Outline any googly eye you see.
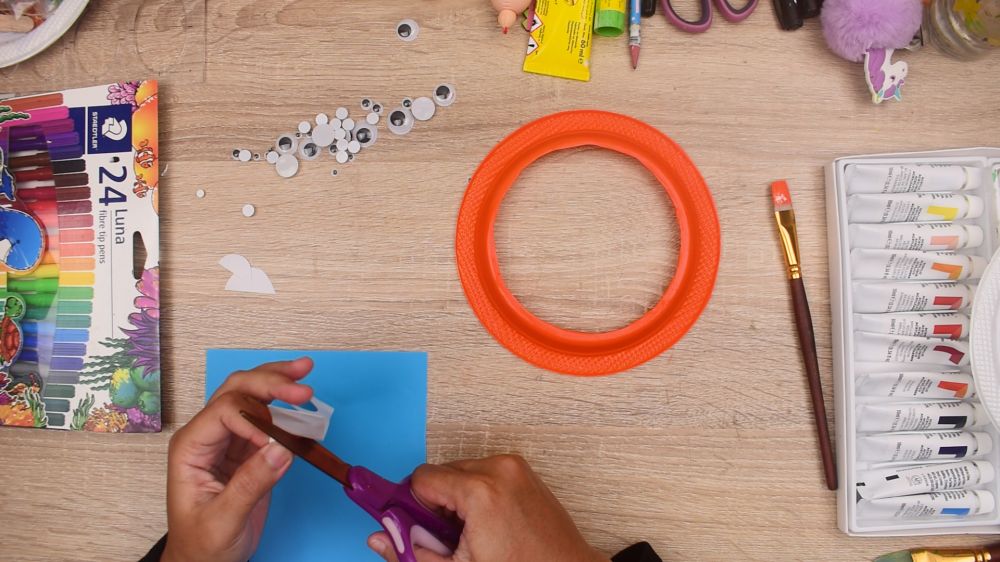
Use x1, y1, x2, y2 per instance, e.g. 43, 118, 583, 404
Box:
316, 113, 329, 125
348, 152, 355, 162
335, 139, 349, 153
411, 97, 436, 121
347, 140, 362, 154
335, 107, 349, 120
295, 132, 303, 138
299, 141, 320, 160
361, 98, 372, 110
372, 103, 384, 114
342, 118, 356, 132
387, 107, 414, 135
335, 151, 349, 164
311, 123, 337, 147
402, 97, 413, 109
242, 204, 256, 218
238, 149, 253, 162
331, 169, 339, 177
433, 84, 456, 107
252, 152, 261, 161
298, 121, 312, 134
396, 19, 419, 41
276, 134, 298, 154
354, 124, 378, 148
265, 150, 279, 164
334, 128, 348, 141
231, 149, 241, 160
328, 144, 338, 156
276, 153, 299, 178
366, 112, 380, 125
196, 189, 206, 198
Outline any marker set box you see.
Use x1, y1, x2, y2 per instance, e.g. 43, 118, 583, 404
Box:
827, 148, 1000, 536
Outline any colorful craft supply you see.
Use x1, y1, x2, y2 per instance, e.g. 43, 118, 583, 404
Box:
490, 0, 532, 33
661, 0, 758, 33
0, 81, 161, 432
629, 0, 642, 69
594, 0, 627, 36
456, 111, 720, 376
523, 0, 596, 81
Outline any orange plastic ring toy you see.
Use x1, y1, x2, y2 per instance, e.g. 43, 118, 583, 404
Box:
456, 110, 720, 376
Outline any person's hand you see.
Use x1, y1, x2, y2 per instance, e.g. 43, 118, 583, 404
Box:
367, 454, 608, 562
161, 358, 315, 562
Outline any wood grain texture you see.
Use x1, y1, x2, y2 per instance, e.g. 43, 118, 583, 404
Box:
2, 1, 1000, 560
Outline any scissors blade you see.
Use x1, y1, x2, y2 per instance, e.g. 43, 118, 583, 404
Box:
240, 409, 351, 486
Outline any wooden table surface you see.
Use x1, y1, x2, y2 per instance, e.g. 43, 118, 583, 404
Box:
2, 1, 999, 560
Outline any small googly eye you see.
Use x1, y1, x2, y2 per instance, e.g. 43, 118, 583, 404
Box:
372, 103, 384, 114
265, 150, 279, 164
276, 134, 298, 154
231, 149, 241, 160
331, 169, 339, 176
299, 141, 320, 160
335, 107, 349, 120
316, 113, 329, 125
387, 108, 414, 135
252, 152, 261, 161
328, 144, 338, 155
402, 97, 413, 108
238, 149, 252, 162
298, 121, 311, 134
361, 98, 372, 109
336, 150, 349, 164
355, 125, 377, 147
433, 84, 456, 107
397, 19, 419, 41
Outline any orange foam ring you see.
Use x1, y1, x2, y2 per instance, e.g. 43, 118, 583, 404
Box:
456, 110, 721, 376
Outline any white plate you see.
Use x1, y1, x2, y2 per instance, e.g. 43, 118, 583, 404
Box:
0, 0, 89, 69
972, 248, 1000, 430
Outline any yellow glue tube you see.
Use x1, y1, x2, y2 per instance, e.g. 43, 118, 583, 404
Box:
523, 0, 596, 82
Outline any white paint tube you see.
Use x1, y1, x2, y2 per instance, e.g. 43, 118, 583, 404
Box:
855, 371, 975, 400
857, 431, 992, 462
849, 223, 984, 251
856, 461, 995, 500
854, 333, 970, 367
856, 401, 983, 432
854, 312, 970, 340
851, 249, 987, 281
857, 490, 995, 520
852, 282, 975, 314
848, 193, 984, 223
846, 164, 980, 194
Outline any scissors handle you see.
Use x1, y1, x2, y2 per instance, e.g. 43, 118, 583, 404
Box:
345, 467, 463, 562
661, 0, 758, 33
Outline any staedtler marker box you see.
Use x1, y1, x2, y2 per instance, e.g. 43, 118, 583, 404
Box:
0, 81, 160, 432
827, 148, 1000, 536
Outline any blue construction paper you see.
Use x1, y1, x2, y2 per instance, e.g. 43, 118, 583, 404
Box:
205, 350, 427, 562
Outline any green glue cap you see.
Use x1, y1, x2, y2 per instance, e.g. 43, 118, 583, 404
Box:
594, 1, 626, 37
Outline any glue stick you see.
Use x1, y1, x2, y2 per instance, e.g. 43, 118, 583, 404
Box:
594, 0, 627, 36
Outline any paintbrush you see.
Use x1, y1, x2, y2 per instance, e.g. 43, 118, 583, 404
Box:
874, 543, 1000, 562
771, 180, 838, 490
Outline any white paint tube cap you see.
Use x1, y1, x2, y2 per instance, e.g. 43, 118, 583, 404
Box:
975, 432, 994, 456
976, 490, 996, 514
967, 195, 985, 219
267, 397, 334, 441
974, 461, 996, 485
970, 255, 989, 279
966, 225, 985, 249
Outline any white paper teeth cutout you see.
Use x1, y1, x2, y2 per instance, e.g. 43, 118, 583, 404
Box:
233, 86, 455, 177
220, 254, 276, 295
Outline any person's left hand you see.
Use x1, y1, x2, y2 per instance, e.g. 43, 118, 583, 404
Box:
161, 358, 315, 562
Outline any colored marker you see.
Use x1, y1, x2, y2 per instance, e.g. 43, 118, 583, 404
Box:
19, 186, 91, 203
52, 342, 86, 357
13, 159, 87, 182
57, 315, 91, 329
3, 93, 64, 112
11, 149, 84, 169
629, 0, 641, 69
9, 131, 81, 152
6, 118, 75, 139
54, 329, 89, 343
14, 106, 70, 127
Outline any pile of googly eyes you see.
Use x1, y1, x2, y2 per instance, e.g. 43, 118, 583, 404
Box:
231, 84, 457, 179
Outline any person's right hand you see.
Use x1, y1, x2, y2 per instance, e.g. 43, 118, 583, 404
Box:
367, 454, 608, 562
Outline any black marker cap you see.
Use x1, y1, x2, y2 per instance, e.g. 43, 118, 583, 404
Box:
797, 0, 822, 18
773, 0, 803, 30
641, 0, 656, 17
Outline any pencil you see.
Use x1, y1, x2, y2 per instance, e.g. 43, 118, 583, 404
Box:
771, 180, 838, 491
629, 0, 641, 69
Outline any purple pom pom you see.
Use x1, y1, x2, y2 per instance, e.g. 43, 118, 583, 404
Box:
821, 0, 923, 62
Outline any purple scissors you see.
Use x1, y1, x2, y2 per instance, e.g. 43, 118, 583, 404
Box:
241, 410, 463, 562
661, 0, 758, 33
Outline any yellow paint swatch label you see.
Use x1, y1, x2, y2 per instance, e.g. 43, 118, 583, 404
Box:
927, 205, 959, 220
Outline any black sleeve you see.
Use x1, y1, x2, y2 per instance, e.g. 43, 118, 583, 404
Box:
613, 542, 662, 562
138, 534, 168, 562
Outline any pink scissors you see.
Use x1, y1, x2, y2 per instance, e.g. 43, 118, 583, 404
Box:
661, 0, 758, 33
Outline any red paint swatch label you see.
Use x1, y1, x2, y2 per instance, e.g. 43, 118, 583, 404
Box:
934, 345, 966, 365
938, 381, 970, 399
933, 324, 964, 340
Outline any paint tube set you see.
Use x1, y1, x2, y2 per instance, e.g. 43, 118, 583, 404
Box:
827, 150, 1000, 536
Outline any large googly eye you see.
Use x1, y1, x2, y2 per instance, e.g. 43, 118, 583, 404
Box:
275, 153, 299, 178
397, 19, 419, 41
276, 134, 298, 154
433, 84, 456, 107
387, 107, 414, 135
410, 97, 436, 121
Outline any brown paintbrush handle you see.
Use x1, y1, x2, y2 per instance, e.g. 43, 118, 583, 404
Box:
986, 543, 1000, 559
790, 277, 838, 490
